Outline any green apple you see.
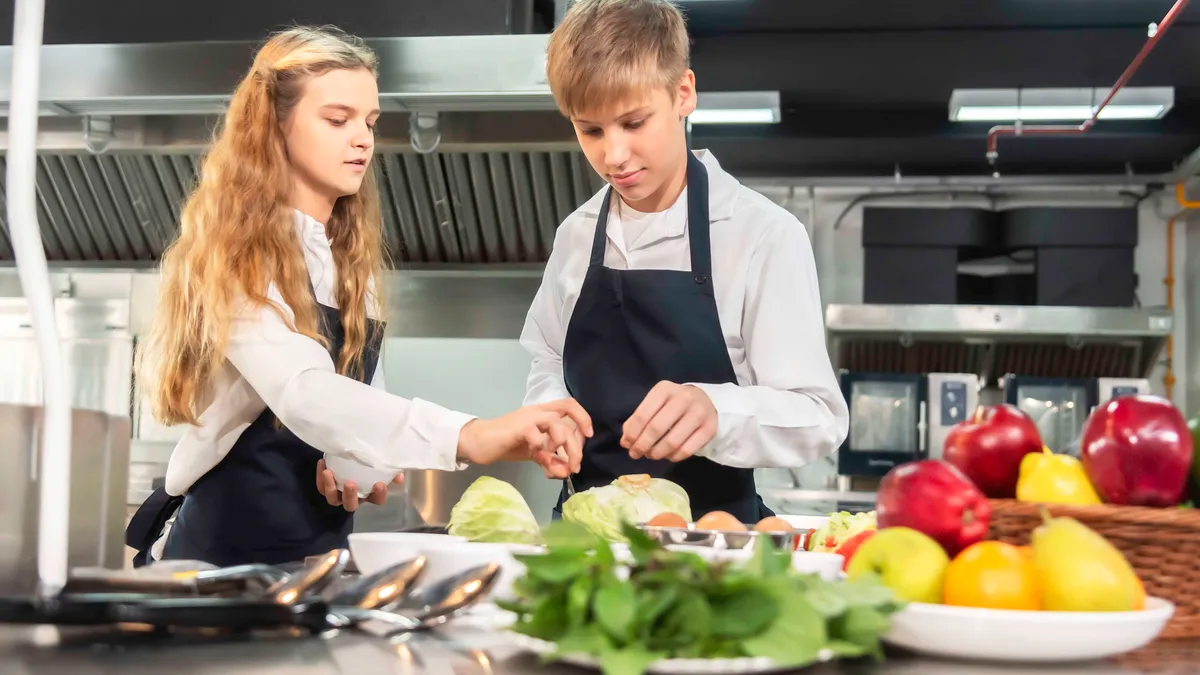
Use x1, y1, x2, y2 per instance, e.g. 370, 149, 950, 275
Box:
846, 526, 949, 604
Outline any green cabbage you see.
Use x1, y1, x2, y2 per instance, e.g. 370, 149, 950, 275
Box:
561, 474, 692, 542
447, 476, 542, 545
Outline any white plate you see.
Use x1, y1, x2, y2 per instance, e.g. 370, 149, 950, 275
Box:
884, 597, 1175, 663
508, 633, 832, 674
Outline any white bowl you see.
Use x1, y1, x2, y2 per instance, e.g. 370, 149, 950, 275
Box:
422, 542, 543, 600
664, 545, 844, 581
347, 532, 538, 600
347, 532, 466, 578
323, 453, 396, 498
884, 597, 1175, 663
774, 514, 831, 532
790, 551, 845, 580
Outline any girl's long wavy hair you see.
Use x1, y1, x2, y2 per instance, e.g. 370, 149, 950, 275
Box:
139, 26, 387, 427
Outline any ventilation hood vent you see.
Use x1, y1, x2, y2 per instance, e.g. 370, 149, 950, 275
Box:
825, 304, 1172, 380
0, 148, 603, 265
0, 34, 556, 116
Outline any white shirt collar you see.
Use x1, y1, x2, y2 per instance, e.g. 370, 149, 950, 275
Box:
576, 149, 740, 224
292, 209, 329, 245
291, 209, 335, 307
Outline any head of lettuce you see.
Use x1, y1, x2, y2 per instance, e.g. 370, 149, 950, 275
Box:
448, 476, 543, 545
562, 474, 692, 542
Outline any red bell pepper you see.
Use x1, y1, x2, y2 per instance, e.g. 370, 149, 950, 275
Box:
834, 530, 877, 571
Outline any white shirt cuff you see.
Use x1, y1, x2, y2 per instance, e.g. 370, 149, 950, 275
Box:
409, 398, 476, 472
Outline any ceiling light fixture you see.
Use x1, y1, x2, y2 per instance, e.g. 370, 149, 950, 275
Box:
949, 86, 1174, 123
689, 91, 781, 125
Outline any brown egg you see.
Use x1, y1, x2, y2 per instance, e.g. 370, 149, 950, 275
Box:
753, 516, 796, 533
646, 512, 688, 529
695, 511, 748, 532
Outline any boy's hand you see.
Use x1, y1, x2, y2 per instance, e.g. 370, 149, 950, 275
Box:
621, 381, 718, 462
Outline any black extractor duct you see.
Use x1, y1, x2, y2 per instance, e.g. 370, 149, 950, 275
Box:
862, 206, 1138, 308
0, 0, 549, 45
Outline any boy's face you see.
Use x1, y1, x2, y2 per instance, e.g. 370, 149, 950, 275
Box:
570, 71, 697, 212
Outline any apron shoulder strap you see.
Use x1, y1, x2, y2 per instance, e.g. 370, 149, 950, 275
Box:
684, 152, 713, 281
589, 188, 616, 267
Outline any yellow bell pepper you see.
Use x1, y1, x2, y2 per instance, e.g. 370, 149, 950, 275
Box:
1016, 446, 1102, 505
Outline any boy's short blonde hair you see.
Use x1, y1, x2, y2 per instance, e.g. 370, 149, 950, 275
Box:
547, 0, 690, 118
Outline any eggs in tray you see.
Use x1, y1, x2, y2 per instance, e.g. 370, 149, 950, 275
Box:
637, 510, 808, 551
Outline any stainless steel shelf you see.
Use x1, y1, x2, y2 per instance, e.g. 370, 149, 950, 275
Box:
825, 303, 1172, 379
826, 304, 1173, 339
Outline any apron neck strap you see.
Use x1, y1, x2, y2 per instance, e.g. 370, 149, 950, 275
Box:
588, 152, 713, 278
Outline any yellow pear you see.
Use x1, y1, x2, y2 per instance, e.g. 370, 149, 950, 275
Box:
1031, 515, 1142, 612
1016, 447, 1102, 506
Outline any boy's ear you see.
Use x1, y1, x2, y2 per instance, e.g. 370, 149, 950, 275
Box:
676, 70, 697, 118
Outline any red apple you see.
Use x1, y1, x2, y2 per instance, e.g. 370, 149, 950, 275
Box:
943, 404, 1043, 499
1080, 395, 1192, 507
876, 459, 991, 557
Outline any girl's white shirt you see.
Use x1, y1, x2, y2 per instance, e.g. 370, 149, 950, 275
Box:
161, 210, 474, 497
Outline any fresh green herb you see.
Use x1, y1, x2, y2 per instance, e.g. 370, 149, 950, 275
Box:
498, 521, 904, 675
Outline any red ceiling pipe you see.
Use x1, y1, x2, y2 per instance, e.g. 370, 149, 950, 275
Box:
986, 0, 1192, 170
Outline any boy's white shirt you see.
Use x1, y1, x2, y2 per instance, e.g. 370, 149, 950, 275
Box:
519, 149, 850, 470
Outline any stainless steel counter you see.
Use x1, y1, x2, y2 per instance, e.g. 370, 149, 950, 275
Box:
0, 621, 1193, 675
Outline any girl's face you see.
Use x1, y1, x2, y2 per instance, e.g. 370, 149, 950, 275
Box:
281, 67, 379, 220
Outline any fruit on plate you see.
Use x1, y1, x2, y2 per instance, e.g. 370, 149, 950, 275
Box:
1032, 515, 1143, 612
1079, 395, 1192, 507
944, 541, 1041, 611
1015, 446, 1102, 506
1132, 576, 1147, 611
646, 512, 688, 528
833, 529, 875, 572
876, 460, 991, 557
695, 510, 747, 532
943, 404, 1044, 499
846, 526, 949, 604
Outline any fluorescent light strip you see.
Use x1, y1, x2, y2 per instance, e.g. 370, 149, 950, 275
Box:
954, 104, 1167, 122
689, 108, 778, 124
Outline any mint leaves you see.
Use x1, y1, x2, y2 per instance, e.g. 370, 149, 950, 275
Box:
498, 522, 903, 675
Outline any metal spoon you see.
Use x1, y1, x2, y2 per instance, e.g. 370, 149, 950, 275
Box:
391, 561, 500, 627
329, 556, 427, 611
328, 561, 501, 635
267, 548, 351, 605
194, 564, 290, 593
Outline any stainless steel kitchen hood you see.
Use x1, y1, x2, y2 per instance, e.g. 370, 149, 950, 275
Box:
0, 34, 556, 116
0, 34, 603, 266
825, 303, 1173, 380
0, 147, 602, 264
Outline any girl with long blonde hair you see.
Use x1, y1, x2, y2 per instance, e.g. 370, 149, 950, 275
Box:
127, 26, 589, 568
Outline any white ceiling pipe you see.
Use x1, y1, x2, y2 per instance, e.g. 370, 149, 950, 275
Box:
8, 0, 71, 598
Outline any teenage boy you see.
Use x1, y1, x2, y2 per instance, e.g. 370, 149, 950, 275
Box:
520, 0, 849, 522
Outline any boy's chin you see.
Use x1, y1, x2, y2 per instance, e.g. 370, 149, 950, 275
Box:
611, 180, 655, 203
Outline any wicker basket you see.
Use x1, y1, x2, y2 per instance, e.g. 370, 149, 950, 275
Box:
988, 499, 1200, 639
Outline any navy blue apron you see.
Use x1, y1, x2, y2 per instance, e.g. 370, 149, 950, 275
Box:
553, 152, 773, 524
126, 297, 384, 568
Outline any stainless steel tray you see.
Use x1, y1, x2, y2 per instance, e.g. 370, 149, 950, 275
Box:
636, 524, 810, 551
